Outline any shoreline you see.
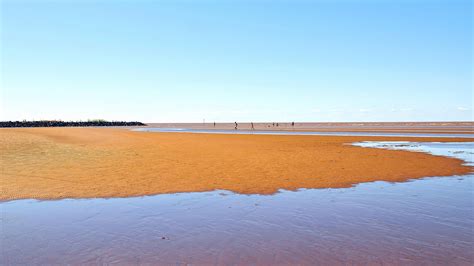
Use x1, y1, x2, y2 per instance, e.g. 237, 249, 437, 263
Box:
135, 128, 474, 138
1, 127, 472, 201
144, 122, 474, 134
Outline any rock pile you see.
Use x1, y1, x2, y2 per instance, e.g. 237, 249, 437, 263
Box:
0, 120, 146, 128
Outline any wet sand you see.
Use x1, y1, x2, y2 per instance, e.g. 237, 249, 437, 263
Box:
147, 122, 474, 134
1, 127, 472, 200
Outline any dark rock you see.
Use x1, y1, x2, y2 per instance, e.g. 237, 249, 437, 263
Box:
0, 120, 147, 128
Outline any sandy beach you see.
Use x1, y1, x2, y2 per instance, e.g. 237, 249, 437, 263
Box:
1, 127, 471, 200
3, 1, 472, 263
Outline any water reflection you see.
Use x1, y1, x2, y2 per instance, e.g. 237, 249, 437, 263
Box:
135, 127, 474, 138
353, 141, 474, 166
1, 142, 473, 265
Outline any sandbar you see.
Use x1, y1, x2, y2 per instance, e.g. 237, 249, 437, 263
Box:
1, 127, 472, 200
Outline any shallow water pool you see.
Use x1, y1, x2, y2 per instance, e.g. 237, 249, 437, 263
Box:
135, 127, 474, 138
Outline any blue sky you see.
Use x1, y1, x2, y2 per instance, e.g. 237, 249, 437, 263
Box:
1, 0, 472, 122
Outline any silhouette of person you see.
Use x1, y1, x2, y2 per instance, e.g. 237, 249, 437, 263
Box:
251, 122, 254, 130
235, 122, 238, 130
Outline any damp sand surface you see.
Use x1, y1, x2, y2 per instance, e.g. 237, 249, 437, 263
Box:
0, 127, 472, 200
1, 142, 473, 265
146, 121, 474, 134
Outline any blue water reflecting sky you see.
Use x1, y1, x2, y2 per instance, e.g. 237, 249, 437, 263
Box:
136, 127, 474, 138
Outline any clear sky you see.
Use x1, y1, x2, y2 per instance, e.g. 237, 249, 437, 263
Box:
1, 0, 472, 122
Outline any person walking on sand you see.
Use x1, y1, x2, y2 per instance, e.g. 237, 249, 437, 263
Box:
214, 122, 216, 128
251, 122, 254, 130
235, 122, 238, 130
292, 121, 294, 127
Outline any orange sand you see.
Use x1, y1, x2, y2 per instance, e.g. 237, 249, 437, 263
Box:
1, 127, 472, 200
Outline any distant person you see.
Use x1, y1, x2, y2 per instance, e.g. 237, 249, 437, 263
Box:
272, 122, 275, 127
292, 122, 295, 127
235, 122, 238, 130
214, 122, 216, 127
251, 122, 254, 130
276, 123, 279, 127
